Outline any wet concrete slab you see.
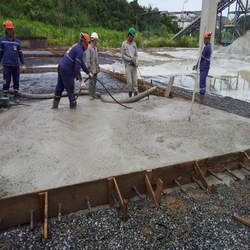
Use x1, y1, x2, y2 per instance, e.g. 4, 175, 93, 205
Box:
0, 72, 127, 95
0, 96, 249, 197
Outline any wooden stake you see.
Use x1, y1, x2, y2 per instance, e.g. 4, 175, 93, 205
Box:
108, 177, 127, 221
113, 178, 125, 209
155, 178, 164, 204
113, 177, 128, 221
145, 171, 158, 207
165, 76, 175, 98
38, 192, 48, 243
232, 215, 250, 227
194, 161, 210, 191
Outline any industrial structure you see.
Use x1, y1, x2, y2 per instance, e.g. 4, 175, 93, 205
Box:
172, 0, 250, 44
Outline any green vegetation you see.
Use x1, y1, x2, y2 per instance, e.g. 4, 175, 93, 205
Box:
0, 17, 127, 47
0, 0, 199, 48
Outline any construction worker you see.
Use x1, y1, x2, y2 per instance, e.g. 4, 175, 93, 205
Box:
121, 27, 139, 97
199, 31, 212, 101
86, 32, 100, 100
0, 20, 26, 96
53, 33, 93, 109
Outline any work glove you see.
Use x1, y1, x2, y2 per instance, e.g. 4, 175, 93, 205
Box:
80, 80, 87, 90
89, 72, 93, 79
131, 57, 136, 65
21, 64, 27, 72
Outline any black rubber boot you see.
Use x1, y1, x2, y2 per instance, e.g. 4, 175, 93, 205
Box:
129, 91, 132, 98
134, 91, 138, 96
14, 90, 19, 97
70, 100, 77, 109
199, 94, 205, 104
3, 91, 9, 97
52, 97, 60, 109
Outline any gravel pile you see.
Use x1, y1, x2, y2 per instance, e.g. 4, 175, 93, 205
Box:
0, 176, 249, 249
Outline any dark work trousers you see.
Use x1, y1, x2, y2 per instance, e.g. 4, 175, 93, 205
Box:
199, 69, 209, 95
55, 66, 75, 103
3, 66, 20, 92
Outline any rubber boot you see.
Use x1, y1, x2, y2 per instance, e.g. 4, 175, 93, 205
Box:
52, 97, 60, 109
129, 91, 132, 98
14, 90, 19, 98
134, 91, 138, 96
3, 91, 9, 97
199, 94, 205, 104
12, 90, 20, 104
70, 100, 77, 109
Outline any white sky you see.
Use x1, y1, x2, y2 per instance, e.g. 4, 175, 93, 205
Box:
129, 0, 202, 12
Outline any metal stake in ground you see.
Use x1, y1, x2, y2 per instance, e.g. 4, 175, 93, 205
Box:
188, 30, 206, 122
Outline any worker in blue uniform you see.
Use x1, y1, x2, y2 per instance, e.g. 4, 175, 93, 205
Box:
0, 20, 26, 96
199, 32, 212, 97
53, 33, 93, 109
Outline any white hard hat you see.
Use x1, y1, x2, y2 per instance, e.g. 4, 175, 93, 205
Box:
91, 32, 99, 40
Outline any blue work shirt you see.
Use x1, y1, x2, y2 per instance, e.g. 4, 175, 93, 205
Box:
59, 42, 89, 79
200, 43, 211, 71
0, 36, 25, 67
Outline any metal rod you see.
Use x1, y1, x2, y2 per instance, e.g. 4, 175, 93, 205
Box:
239, 163, 250, 172
174, 179, 188, 195
192, 176, 206, 191
84, 196, 92, 213
30, 210, 34, 231
112, 192, 120, 208
58, 203, 62, 222
224, 168, 241, 181
132, 186, 144, 200
207, 169, 223, 181
174, 179, 197, 203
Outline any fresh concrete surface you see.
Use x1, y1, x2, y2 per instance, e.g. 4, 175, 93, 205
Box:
0, 95, 249, 197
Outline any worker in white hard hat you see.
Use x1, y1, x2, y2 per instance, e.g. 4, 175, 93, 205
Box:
86, 32, 100, 99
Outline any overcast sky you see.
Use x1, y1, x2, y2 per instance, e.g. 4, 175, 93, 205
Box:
129, 0, 202, 12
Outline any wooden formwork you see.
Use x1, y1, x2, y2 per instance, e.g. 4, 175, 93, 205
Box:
0, 150, 249, 233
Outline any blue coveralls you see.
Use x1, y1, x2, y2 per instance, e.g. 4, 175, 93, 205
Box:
0, 36, 25, 93
55, 42, 89, 103
200, 43, 211, 95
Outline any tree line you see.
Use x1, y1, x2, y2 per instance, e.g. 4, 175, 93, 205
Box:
0, 0, 179, 34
